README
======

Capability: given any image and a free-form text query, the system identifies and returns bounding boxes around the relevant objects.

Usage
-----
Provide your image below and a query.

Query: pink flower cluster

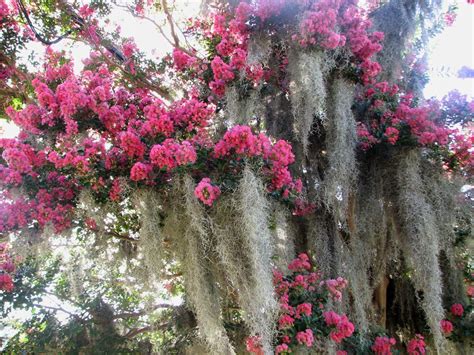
[181,4,253,97]
[407,334,426,355]
[0,0,21,35]
[275,342,289,354]
[323,311,355,343]
[0,0,12,21]
[119,131,146,160]
[268,253,354,353]
[245,335,264,355]
[446,128,474,174]
[444,11,457,26]
[213,125,303,198]
[0,273,13,292]
[214,125,266,157]
[211,56,235,82]
[450,303,464,317]
[296,303,312,318]
[170,99,215,132]
[320,277,348,302]
[295,0,383,83]
[0,242,15,292]
[1,47,314,240]
[371,336,396,354]
[150,139,197,171]
[440,319,453,335]
[130,162,152,182]
[296,328,314,347]
[467,285,474,298]
[172,48,197,71]
[0,168,77,234]
[298,0,346,49]
[356,122,379,151]
[194,178,221,206]
[356,83,461,155]
[278,314,295,329]
[183,0,385,102]
[288,252,312,272]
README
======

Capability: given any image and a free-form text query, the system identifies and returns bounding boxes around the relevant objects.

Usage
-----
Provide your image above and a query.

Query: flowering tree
[0,0,473,353]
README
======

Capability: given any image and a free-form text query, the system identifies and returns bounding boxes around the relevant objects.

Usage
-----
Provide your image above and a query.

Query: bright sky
[424,0,474,98]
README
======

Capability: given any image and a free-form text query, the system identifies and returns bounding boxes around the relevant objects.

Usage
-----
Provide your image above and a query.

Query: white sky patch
[424,0,474,99]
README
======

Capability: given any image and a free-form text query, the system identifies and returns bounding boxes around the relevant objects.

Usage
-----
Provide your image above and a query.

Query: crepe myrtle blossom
[407,334,426,355]
[194,178,221,206]
[440,319,453,335]
[371,336,396,354]
[450,303,464,317]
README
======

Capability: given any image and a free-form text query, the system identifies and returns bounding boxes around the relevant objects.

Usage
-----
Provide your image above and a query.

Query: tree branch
[161,0,179,48]
[113,303,176,320]
[115,2,198,58]
[107,230,139,243]
[52,0,173,101]
[32,303,82,321]
[125,321,170,339]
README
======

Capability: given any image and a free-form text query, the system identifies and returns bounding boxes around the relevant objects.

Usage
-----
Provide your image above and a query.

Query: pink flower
[322,277,348,302]
[211,56,235,82]
[209,79,226,97]
[357,122,379,150]
[323,311,341,326]
[0,273,14,292]
[246,64,264,84]
[78,4,94,17]
[273,269,284,285]
[326,314,354,343]
[444,12,456,26]
[293,274,308,289]
[216,39,235,57]
[288,253,311,272]
[194,178,221,206]
[122,39,137,58]
[407,334,426,355]
[246,335,263,355]
[371,336,396,354]
[450,303,464,317]
[336,316,354,338]
[130,162,152,181]
[467,285,474,297]
[275,343,289,354]
[84,217,97,231]
[440,319,453,335]
[230,48,247,69]
[296,303,312,318]
[109,179,121,201]
[0,260,15,273]
[384,126,399,145]
[296,329,314,347]
[418,131,437,146]
[278,314,295,329]
[175,141,197,166]
[150,139,196,171]
[119,131,146,160]
[214,125,261,157]
[269,140,295,167]
[173,48,196,71]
